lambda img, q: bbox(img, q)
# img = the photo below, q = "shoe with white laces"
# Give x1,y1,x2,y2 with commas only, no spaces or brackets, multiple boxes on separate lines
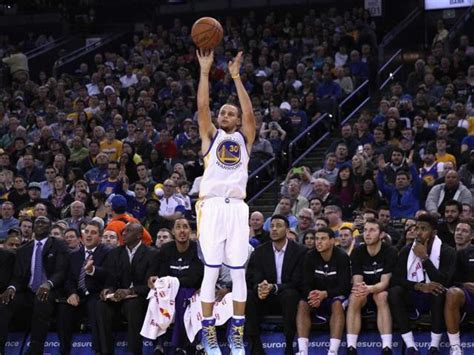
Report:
201,319,222,355
450,345,463,355
227,318,245,355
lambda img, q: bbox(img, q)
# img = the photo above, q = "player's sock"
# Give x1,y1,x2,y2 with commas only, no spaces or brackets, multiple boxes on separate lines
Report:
203,316,215,322
329,338,341,353
381,334,392,349
297,337,309,354
401,332,416,349
430,332,442,348
346,334,358,348
448,332,461,347
232,315,245,321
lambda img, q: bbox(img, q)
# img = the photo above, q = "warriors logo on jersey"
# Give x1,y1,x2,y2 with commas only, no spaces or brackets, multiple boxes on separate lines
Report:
217,140,241,167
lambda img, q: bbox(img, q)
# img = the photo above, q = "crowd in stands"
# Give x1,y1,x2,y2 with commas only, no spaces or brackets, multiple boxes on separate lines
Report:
0,4,472,354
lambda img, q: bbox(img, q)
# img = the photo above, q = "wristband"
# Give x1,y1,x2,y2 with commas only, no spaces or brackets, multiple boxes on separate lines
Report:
232,74,240,79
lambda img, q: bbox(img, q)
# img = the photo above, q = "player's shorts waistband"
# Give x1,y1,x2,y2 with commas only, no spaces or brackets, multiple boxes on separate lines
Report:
201,196,244,204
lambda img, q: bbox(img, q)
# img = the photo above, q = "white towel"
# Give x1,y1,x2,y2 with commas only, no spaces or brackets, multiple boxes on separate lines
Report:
140,276,180,340
183,292,234,343
407,235,442,283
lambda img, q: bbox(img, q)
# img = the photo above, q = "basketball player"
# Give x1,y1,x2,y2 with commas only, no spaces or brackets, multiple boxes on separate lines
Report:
444,224,474,355
196,49,256,355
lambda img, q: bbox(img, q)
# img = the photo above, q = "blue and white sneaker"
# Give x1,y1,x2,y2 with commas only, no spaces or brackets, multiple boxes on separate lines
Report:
227,318,245,355
201,319,222,355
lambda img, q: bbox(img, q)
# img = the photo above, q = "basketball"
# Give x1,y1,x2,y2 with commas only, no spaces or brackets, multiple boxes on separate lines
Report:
191,17,223,49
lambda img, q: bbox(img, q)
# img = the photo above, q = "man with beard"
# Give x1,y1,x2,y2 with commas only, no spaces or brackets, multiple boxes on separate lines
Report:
246,215,306,354
426,170,473,216
388,213,456,354
141,199,167,241
437,200,461,247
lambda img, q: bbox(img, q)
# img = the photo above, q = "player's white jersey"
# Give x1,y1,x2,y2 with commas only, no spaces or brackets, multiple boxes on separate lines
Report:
199,129,249,199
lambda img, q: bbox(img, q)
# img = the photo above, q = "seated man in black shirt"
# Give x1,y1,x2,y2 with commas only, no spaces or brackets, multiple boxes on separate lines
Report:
96,222,157,355
246,214,306,355
388,213,456,355
437,199,461,248
444,242,474,355
147,217,204,353
346,219,398,354
296,227,351,355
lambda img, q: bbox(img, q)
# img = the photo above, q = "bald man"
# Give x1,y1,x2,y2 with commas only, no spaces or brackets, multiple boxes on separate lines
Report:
249,211,269,247
96,222,157,355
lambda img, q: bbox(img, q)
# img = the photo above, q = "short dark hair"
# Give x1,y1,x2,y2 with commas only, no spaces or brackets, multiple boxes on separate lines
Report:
86,220,104,235
445,199,462,213
64,228,80,238
364,218,383,232
19,217,33,226
417,213,438,230
316,227,335,239
271,214,289,228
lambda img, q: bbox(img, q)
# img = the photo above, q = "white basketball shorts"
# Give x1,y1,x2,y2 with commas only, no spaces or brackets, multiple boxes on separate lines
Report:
196,197,250,268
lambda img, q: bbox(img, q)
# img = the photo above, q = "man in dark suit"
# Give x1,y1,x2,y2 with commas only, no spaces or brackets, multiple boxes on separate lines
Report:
0,248,15,293
96,222,157,355
0,216,68,354
57,220,111,355
246,214,306,355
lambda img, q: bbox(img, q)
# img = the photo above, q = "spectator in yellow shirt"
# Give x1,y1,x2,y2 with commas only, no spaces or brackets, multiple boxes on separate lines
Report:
100,127,123,162
435,137,456,167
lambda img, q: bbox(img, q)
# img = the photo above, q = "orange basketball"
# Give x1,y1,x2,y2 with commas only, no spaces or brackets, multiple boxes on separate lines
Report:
191,17,223,49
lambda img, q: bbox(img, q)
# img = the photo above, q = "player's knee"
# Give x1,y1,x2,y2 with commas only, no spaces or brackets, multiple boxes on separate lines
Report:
332,300,344,315
446,287,464,305
348,294,365,309
373,291,388,305
297,300,311,314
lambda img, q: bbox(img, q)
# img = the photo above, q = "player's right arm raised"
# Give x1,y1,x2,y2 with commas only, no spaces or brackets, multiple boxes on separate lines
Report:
196,49,217,154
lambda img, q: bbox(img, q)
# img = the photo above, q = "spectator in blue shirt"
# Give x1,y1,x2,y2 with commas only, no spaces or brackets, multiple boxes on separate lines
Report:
349,50,369,83
97,161,121,196
376,152,421,218
84,153,110,190
317,72,342,100
0,201,19,241
288,97,308,137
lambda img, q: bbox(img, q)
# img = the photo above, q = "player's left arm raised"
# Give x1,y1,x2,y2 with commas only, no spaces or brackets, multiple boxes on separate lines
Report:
228,51,256,150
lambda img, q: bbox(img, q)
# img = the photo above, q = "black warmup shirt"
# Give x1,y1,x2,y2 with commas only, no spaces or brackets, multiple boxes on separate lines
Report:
351,243,398,285
303,246,351,299
153,241,204,289
453,246,474,284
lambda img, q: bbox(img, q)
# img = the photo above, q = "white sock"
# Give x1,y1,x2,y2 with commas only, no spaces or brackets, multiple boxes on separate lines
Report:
329,338,341,352
203,316,215,321
297,338,309,354
233,315,245,320
448,332,461,347
346,334,358,348
381,334,392,349
402,332,416,349
431,332,442,348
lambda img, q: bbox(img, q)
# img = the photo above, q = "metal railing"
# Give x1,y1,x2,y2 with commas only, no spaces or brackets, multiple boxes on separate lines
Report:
378,48,403,91
288,113,329,167
54,31,130,75
378,6,422,63
25,35,72,59
247,157,277,205
448,5,474,43
338,80,370,126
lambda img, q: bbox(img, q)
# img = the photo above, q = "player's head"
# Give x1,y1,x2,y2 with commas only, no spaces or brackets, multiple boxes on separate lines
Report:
270,214,289,242
363,218,383,246
172,217,191,244
315,227,335,253
415,213,437,243
217,103,241,132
